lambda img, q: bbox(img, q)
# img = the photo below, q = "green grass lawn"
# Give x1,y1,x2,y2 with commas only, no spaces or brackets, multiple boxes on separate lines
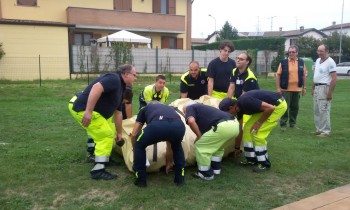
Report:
0,76,349,210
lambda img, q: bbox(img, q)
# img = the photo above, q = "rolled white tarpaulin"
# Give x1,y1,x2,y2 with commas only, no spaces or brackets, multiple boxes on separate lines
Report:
113,95,237,172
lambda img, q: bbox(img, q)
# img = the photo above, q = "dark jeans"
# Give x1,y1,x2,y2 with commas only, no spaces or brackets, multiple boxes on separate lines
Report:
280,91,300,127
133,120,185,183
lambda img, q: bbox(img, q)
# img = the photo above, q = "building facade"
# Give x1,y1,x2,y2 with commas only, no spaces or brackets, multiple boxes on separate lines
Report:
0,0,192,80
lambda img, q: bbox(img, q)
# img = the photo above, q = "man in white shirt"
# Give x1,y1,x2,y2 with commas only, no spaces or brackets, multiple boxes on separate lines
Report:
312,44,337,137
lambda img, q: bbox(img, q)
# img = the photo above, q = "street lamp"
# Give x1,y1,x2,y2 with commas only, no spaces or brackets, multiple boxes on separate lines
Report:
208,14,216,34
270,16,277,31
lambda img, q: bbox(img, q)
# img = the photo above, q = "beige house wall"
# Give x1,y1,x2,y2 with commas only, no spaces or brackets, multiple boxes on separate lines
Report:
1,0,112,23
0,24,70,80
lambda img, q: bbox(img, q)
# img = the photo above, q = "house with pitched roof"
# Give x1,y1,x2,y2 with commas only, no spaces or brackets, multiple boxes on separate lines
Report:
320,22,350,36
239,26,327,52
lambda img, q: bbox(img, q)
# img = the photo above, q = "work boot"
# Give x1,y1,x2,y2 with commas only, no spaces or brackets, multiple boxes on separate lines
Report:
239,160,257,166
90,169,117,180
252,164,270,173
134,179,147,188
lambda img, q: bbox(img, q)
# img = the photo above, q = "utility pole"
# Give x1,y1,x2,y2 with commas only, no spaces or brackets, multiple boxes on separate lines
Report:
339,0,344,63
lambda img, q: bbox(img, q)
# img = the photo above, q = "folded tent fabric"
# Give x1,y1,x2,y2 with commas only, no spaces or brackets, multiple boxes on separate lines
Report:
113,95,237,172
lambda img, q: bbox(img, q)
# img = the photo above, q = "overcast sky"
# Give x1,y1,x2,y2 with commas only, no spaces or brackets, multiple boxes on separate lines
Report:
191,0,350,38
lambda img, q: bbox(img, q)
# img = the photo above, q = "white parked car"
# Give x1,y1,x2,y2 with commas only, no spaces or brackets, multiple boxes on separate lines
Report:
335,62,350,76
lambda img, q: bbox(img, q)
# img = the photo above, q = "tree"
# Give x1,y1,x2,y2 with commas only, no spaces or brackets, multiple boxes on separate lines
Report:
323,31,350,62
217,21,238,40
296,36,322,60
0,43,5,60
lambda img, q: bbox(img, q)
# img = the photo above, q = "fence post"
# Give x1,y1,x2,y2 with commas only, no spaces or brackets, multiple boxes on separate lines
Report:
192,49,194,61
69,44,73,80
39,54,42,87
156,47,158,74
87,55,89,85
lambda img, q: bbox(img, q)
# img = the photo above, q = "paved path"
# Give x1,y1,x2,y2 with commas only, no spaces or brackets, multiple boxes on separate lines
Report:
274,184,350,210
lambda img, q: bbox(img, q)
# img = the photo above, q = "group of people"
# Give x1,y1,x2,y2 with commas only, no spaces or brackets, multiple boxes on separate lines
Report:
68,40,337,187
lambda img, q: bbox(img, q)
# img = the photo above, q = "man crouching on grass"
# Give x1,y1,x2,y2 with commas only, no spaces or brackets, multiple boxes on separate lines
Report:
183,102,239,180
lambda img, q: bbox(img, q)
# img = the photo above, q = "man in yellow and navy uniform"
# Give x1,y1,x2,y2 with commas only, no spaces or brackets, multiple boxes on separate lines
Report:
68,64,137,180
130,103,186,187
139,75,169,109
219,90,287,172
180,61,208,100
226,52,260,158
85,86,133,163
227,52,259,99
183,102,239,180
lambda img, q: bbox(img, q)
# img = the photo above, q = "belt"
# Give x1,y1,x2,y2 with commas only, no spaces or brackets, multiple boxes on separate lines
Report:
213,118,233,132
314,83,327,86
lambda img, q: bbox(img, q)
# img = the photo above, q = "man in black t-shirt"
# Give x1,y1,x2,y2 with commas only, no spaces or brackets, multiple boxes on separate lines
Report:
219,90,287,173
206,40,236,99
130,103,186,187
183,103,239,181
180,61,208,100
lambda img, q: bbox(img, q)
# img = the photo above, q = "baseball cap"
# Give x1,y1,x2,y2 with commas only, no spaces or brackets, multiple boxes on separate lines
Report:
219,98,236,111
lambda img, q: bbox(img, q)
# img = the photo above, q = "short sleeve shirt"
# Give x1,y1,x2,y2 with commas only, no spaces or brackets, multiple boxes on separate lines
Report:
73,73,125,119
237,90,281,120
313,57,336,84
185,104,233,134
230,68,259,98
136,103,180,125
206,57,236,92
180,69,208,99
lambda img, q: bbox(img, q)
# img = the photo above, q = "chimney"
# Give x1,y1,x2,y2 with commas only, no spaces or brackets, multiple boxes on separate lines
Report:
332,21,336,25
279,27,282,31
300,26,304,32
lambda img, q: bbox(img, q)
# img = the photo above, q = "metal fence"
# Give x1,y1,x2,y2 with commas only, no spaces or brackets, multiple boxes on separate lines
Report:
71,46,277,75
0,46,277,82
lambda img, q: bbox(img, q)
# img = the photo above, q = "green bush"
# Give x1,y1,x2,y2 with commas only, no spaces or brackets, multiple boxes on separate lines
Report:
0,42,5,60
192,37,285,51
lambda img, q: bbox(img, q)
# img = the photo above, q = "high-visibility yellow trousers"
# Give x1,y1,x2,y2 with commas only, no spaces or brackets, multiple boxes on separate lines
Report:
242,100,287,167
68,99,115,163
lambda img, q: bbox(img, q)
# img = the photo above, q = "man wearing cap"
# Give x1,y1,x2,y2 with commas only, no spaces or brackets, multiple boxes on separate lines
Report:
180,61,208,100
139,75,169,110
219,90,287,172
131,103,186,187
183,102,239,180
68,64,137,180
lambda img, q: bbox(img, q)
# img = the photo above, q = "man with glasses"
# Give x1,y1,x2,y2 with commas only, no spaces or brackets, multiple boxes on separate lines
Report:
312,44,337,137
227,52,259,158
207,40,236,99
68,64,137,180
276,45,307,130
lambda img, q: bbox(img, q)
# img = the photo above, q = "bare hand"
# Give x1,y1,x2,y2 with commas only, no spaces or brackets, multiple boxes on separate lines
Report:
165,163,174,174
250,122,261,134
82,111,92,127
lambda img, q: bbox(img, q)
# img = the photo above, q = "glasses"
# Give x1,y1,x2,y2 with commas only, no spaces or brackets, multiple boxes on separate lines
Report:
129,72,137,77
236,57,246,61
288,51,297,54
